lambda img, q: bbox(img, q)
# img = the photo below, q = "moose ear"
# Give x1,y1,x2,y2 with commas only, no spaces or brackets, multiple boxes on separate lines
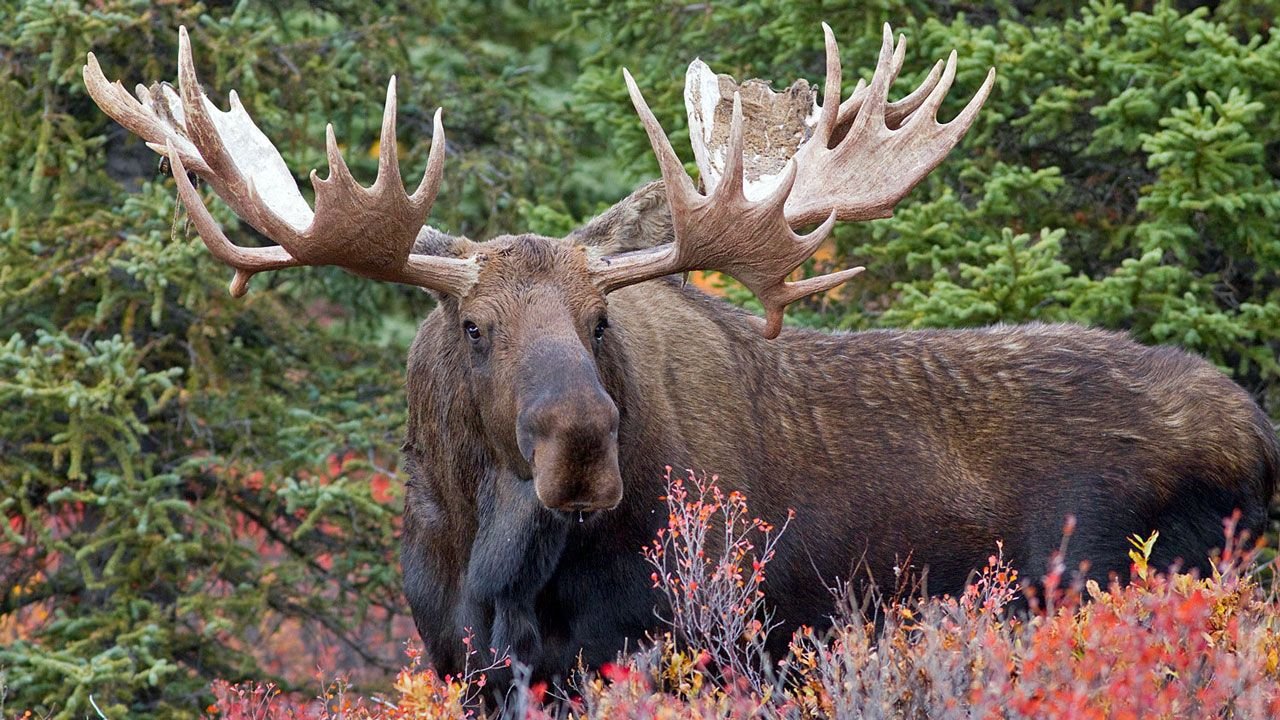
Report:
568,180,674,254
412,226,472,257
411,227,477,300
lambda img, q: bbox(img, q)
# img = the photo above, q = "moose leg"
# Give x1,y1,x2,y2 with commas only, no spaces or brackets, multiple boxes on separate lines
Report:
465,470,568,668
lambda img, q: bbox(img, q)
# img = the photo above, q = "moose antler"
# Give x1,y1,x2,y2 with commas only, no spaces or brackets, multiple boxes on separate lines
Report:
83,26,478,298
593,23,995,337
590,86,852,339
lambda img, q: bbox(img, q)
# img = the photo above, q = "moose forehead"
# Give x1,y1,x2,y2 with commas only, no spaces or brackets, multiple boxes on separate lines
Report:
462,234,606,319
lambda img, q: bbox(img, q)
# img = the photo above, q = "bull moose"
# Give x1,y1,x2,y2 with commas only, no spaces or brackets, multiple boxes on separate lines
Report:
85,24,1277,680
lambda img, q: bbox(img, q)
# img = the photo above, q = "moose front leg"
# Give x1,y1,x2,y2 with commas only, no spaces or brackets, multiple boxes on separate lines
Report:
465,470,567,667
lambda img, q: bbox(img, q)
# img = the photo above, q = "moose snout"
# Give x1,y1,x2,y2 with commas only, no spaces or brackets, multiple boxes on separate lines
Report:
516,386,622,513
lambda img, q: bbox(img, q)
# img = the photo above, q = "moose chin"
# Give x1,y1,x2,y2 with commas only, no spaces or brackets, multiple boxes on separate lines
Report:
86,22,1277,683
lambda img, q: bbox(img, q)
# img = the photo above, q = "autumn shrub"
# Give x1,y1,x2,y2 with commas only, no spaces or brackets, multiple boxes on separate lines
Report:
205,641,509,720
782,526,1280,719
643,469,793,697
206,475,1280,720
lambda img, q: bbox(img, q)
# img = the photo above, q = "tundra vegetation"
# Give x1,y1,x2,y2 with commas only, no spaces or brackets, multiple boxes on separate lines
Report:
1,1,1278,718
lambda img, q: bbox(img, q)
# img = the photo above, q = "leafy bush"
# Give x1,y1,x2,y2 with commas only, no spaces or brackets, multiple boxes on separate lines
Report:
643,470,792,697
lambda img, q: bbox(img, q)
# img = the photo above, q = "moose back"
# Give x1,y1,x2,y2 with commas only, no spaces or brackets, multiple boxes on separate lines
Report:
85,24,1278,678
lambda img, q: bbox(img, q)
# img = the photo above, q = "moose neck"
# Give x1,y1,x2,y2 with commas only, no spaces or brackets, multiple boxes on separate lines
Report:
602,279,852,506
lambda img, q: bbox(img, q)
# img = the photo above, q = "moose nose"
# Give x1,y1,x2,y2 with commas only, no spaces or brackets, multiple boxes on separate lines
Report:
517,385,622,513
516,387,619,463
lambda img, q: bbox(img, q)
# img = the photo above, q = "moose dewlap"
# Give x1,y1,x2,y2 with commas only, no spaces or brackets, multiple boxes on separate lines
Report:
86,23,1277,681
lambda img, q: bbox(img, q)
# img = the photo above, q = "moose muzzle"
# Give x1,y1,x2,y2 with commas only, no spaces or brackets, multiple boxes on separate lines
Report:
515,347,622,513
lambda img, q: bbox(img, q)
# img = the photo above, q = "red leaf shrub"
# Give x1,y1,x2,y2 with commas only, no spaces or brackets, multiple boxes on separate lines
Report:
209,476,1280,719
643,469,793,696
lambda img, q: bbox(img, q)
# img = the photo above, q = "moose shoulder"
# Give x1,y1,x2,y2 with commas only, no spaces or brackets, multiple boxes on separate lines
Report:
85,23,1278,682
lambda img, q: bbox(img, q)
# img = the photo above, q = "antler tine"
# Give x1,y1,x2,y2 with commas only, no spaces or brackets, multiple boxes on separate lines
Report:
835,34,945,134
414,108,447,205
850,24,899,133
82,52,208,175
761,259,862,339
915,50,959,122
175,26,309,250
885,57,944,127
85,26,479,298
831,26,905,138
375,76,405,194
813,22,843,145
622,69,699,201
323,123,356,186
912,61,996,137
370,81,445,211
718,92,747,200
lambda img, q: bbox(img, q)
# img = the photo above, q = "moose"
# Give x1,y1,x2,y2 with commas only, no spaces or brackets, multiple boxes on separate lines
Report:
85,24,1277,681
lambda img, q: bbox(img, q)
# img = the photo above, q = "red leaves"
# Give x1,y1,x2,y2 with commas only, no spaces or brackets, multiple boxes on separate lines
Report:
600,662,634,684
204,478,1280,719
641,469,795,697
369,474,393,504
208,680,324,720
527,681,548,704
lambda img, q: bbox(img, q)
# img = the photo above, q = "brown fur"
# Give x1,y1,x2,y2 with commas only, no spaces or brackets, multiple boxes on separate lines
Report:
399,185,1279,679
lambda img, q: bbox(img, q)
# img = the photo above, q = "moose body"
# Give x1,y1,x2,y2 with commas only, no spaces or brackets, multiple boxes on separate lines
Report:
85,23,1277,687
400,225,1279,677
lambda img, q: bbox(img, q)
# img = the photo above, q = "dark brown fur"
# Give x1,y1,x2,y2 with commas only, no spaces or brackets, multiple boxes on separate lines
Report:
399,186,1279,679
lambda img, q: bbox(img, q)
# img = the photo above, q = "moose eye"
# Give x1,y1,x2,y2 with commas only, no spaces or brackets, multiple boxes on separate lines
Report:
463,320,482,342
594,318,609,342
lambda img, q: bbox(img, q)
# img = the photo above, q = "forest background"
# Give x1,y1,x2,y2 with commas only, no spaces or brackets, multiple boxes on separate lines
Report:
1,0,1278,717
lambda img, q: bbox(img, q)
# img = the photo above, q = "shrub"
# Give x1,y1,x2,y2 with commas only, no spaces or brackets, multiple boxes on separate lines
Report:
643,469,793,696
206,476,1280,720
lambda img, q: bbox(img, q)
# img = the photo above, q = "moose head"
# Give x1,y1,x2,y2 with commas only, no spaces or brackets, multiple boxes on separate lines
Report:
84,25,994,515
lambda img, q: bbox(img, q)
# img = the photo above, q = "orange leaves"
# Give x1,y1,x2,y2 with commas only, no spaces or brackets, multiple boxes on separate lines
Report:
1128,529,1160,582
642,469,795,697
208,639,509,720
383,635,508,719
390,667,470,719
207,479,1280,720
959,541,1021,615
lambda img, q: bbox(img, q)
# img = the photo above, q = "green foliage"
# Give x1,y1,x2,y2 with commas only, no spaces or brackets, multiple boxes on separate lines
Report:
1,0,1278,716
